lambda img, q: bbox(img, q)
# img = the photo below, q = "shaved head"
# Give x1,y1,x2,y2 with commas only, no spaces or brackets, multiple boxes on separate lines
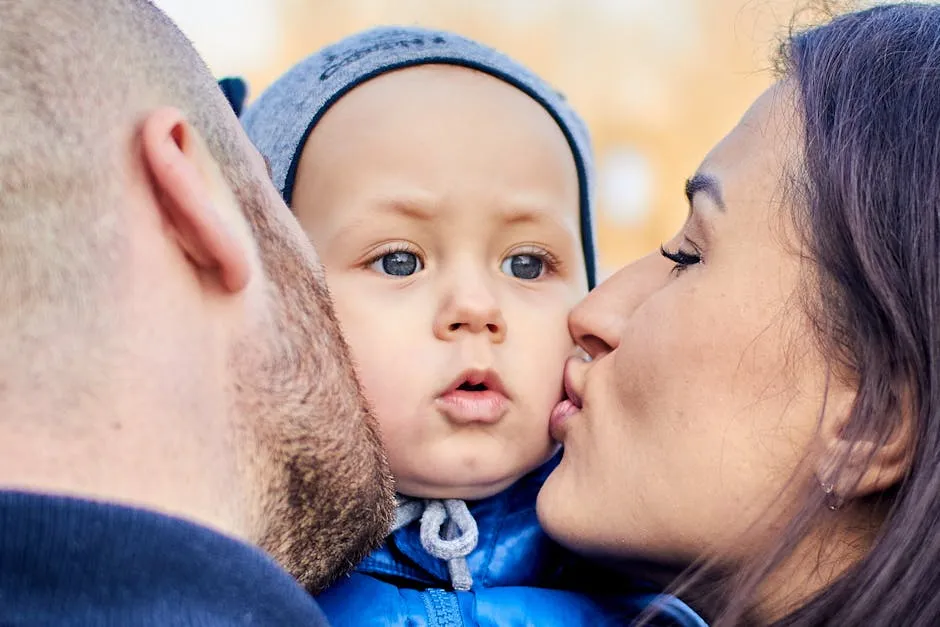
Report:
0,0,249,329
0,0,393,593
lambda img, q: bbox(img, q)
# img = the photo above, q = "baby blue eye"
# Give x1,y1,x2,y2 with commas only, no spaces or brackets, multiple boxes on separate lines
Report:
370,251,423,276
501,254,544,280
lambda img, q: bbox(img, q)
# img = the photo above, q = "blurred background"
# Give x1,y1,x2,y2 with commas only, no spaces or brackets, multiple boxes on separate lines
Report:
154,0,820,280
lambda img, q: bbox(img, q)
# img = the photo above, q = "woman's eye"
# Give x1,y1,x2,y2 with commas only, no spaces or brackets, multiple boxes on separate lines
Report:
501,254,545,280
659,243,702,275
370,251,423,276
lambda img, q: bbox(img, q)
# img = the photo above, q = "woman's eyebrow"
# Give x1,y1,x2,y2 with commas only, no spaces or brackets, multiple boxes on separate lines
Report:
685,173,726,211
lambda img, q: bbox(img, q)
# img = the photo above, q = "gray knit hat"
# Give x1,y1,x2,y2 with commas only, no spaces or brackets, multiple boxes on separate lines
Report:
241,25,597,288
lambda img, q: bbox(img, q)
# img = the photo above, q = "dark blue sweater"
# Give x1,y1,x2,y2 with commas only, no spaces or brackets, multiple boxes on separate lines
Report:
0,490,329,626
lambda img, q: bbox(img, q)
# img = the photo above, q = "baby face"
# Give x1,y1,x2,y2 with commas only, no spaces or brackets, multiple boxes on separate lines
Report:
291,65,586,500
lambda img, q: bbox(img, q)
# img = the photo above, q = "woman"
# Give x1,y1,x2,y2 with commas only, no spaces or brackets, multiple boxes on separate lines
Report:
538,4,940,625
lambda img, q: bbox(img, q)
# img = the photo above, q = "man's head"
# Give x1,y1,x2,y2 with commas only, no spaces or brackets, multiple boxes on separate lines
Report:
243,27,594,500
0,0,393,592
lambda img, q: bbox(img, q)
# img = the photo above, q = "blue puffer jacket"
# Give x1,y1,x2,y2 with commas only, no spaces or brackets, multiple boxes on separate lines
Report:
317,456,707,626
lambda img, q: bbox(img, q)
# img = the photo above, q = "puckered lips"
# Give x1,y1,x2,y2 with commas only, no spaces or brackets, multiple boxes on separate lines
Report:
436,368,510,424
549,358,583,442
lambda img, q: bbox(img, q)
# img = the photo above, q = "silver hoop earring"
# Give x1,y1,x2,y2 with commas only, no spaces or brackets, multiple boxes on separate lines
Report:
821,481,844,511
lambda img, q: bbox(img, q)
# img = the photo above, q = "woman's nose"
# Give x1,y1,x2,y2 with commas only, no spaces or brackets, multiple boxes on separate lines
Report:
569,283,620,359
569,251,665,359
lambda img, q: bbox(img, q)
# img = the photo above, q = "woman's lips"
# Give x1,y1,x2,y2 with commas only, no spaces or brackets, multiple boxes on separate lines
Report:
550,358,585,441
549,398,580,441
436,389,508,423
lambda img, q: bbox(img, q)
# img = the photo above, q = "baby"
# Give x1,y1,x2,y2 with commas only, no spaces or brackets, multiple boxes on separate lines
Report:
240,26,705,627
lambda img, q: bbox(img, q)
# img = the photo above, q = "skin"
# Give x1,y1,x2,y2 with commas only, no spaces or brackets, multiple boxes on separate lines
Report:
291,65,588,500
537,83,877,616
0,107,393,593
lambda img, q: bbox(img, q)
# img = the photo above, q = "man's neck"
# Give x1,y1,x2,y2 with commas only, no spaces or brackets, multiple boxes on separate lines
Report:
0,381,248,545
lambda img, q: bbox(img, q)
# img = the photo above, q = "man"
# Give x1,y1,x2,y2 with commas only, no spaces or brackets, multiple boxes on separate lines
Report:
0,1,394,624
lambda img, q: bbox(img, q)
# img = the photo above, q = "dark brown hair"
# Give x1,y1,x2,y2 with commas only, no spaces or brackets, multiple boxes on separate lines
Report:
698,4,940,624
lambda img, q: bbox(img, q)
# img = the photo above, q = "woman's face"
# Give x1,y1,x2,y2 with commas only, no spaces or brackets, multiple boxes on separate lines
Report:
538,84,836,564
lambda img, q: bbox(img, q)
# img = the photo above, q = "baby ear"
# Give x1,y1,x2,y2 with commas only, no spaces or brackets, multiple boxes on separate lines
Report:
140,107,251,294
815,381,913,502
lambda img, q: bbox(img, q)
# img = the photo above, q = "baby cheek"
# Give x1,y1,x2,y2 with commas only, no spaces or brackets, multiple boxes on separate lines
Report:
335,318,422,429
515,317,573,409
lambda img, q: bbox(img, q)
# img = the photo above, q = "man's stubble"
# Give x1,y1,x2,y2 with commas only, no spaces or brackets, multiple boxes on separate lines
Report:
230,177,394,592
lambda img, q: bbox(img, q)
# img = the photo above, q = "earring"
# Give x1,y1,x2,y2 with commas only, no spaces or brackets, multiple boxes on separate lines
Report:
821,481,844,511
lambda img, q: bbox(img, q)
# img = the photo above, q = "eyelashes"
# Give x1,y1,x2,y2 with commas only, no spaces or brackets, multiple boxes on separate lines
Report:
362,242,563,280
659,239,703,275
365,243,424,277
503,245,562,280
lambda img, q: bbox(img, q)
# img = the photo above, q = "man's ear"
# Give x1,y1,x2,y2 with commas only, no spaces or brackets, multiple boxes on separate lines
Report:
816,381,913,500
140,107,250,293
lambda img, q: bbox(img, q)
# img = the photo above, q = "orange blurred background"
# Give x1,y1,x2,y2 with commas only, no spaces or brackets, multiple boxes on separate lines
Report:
156,0,807,280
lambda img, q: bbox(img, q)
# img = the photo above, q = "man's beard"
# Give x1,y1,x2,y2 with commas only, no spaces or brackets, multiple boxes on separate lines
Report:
230,177,394,592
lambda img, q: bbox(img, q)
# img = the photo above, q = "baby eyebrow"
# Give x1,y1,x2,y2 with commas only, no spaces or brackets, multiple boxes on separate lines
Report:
501,208,545,226
377,199,435,222
329,200,436,243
